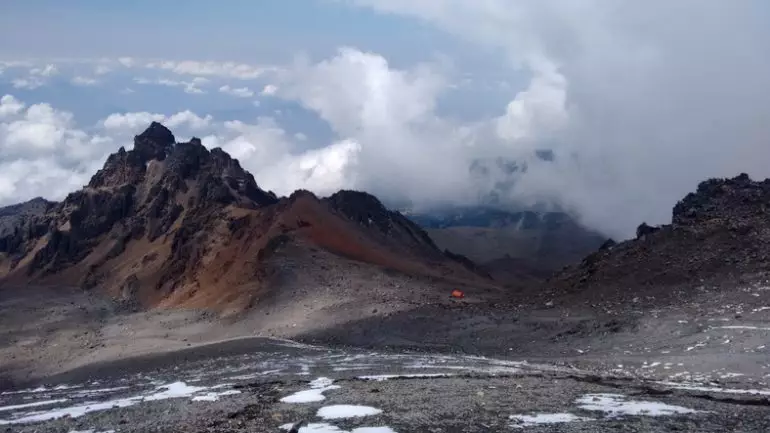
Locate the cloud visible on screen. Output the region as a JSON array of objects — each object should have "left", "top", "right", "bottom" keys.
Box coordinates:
[
  {"left": 134, "top": 77, "right": 206, "bottom": 94},
  {"left": 219, "top": 85, "right": 255, "bottom": 98},
  {"left": 29, "top": 64, "right": 59, "bottom": 77},
  {"left": 11, "top": 77, "right": 46, "bottom": 89},
  {"left": 343, "top": 0, "right": 770, "bottom": 237},
  {"left": 145, "top": 60, "right": 275, "bottom": 80},
  {"left": 102, "top": 110, "right": 213, "bottom": 131},
  {"left": 94, "top": 65, "right": 112, "bottom": 75},
  {"left": 201, "top": 117, "right": 361, "bottom": 196},
  {"left": 0, "top": 95, "right": 114, "bottom": 204},
  {"left": 117, "top": 57, "right": 135, "bottom": 68},
  {"left": 261, "top": 84, "right": 278, "bottom": 95},
  {"left": 0, "top": 95, "right": 25, "bottom": 118},
  {"left": 1, "top": 0, "right": 769, "bottom": 242},
  {"left": 72, "top": 76, "right": 99, "bottom": 86},
  {"left": 274, "top": 48, "right": 478, "bottom": 206}
]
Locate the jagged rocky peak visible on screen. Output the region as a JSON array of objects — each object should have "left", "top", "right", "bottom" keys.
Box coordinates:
[
  {"left": 88, "top": 122, "right": 175, "bottom": 189},
  {"left": 86, "top": 123, "right": 278, "bottom": 206},
  {"left": 672, "top": 173, "right": 770, "bottom": 226},
  {"left": 134, "top": 121, "right": 175, "bottom": 162},
  {"left": 326, "top": 190, "right": 391, "bottom": 229},
  {"left": 325, "top": 190, "right": 439, "bottom": 251}
]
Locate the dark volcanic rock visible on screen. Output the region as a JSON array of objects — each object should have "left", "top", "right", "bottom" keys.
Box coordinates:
[
  {"left": 555, "top": 173, "right": 770, "bottom": 295},
  {"left": 134, "top": 121, "right": 175, "bottom": 161},
  {"left": 326, "top": 190, "right": 440, "bottom": 254},
  {"left": 1, "top": 122, "right": 279, "bottom": 286},
  {"left": 635, "top": 222, "right": 660, "bottom": 239},
  {"left": 0, "top": 197, "right": 56, "bottom": 237}
]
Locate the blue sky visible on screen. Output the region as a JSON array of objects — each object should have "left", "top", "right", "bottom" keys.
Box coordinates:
[
  {"left": 0, "top": 0, "right": 468, "bottom": 64},
  {"left": 1, "top": 0, "right": 770, "bottom": 238}
]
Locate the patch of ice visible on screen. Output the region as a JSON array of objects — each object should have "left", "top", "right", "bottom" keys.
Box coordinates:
[
  {"left": 657, "top": 382, "right": 770, "bottom": 396},
  {"left": 310, "top": 377, "right": 335, "bottom": 388},
  {"left": 509, "top": 413, "right": 593, "bottom": 428},
  {"left": 281, "top": 377, "right": 341, "bottom": 403},
  {"left": 717, "top": 326, "right": 770, "bottom": 331},
  {"left": 0, "top": 397, "right": 140, "bottom": 424},
  {"left": 191, "top": 390, "right": 242, "bottom": 402},
  {"left": 229, "top": 369, "right": 283, "bottom": 381},
  {"left": 279, "top": 423, "right": 396, "bottom": 433},
  {"left": 68, "top": 430, "right": 115, "bottom": 433},
  {"left": 358, "top": 374, "right": 454, "bottom": 381},
  {"left": 575, "top": 393, "right": 700, "bottom": 417},
  {"left": 0, "top": 399, "right": 69, "bottom": 412},
  {"left": 271, "top": 338, "right": 323, "bottom": 350},
  {"left": 317, "top": 405, "right": 383, "bottom": 420},
  {"left": 71, "top": 386, "right": 130, "bottom": 396},
  {"left": 143, "top": 382, "right": 207, "bottom": 401},
  {"left": 686, "top": 342, "right": 707, "bottom": 351},
  {"left": 0, "top": 381, "right": 231, "bottom": 425},
  {"left": 0, "top": 384, "right": 78, "bottom": 395},
  {"left": 351, "top": 428, "right": 397, "bottom": 433}
]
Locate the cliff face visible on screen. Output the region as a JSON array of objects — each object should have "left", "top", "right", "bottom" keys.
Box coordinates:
[{"left": 0, "top": 123, "right": 485, "bottom": 311}]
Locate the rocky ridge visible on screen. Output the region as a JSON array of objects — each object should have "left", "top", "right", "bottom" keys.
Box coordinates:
[
  {"left": 554, "top": 173, "right": 770, "bottom": 296},
  {"left": 0, "top": 123, "right": 484, "bottom": 311}
]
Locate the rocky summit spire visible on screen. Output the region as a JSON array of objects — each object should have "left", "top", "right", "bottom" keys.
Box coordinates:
[{"left": 133, "top": 121, "right": 175, "bottom": 162}]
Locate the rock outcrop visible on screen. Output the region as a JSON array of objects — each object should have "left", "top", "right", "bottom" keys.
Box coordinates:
[
  {"left": 554, "top": 173, "right": 770, "bottom": 294},
  {"left": 0, "top": 123, "right": 484, "bottom": 311}
]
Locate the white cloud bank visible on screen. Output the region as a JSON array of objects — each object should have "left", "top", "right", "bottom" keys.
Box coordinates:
[
  {"left": 1, "top": 1, "right": 770, "bottom": 239},
  {"left": 0, "top": 95, "right": 114, "bottom": 203},
  {"left": 219, "top": 85, "right": 255, "bottom": 98},
  {"left": 342, "top": 0, "right": 770, "bottom": 237}
]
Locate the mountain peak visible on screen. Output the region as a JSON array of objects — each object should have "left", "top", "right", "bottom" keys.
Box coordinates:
[
  {"left": 555, "top": 173, "right": 770, "bottom": 294},
  {"left": 134, "top": 121, "right": 175, "bottom": 163}
]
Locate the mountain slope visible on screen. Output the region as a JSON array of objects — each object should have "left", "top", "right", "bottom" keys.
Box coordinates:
[
  {"left": 0, "top": 123, "right": 488, "bottom": 312},
  {"left": 552, "top": 173, "right": 770, "bottom": 299},
  {"left": 407, "top": 207, "right": 606, "bottom": 281}
]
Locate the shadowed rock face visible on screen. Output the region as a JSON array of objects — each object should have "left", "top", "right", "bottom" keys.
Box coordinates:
[
  {"left": 406, "top": 207, "right": 606, "bottom": 283},
  {"left": 554, "top": 173, "right": 770, "bottom": 294},
  {"left": 0, "top": 123, "right": 485, "bottom": 310},
  {"left": 325, "top": 190, "right": 440, "bottom": 254}
]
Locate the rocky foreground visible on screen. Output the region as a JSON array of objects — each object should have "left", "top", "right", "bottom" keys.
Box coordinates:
[{"left": 2, "top": 336, "right": 770, "bottom": 433}]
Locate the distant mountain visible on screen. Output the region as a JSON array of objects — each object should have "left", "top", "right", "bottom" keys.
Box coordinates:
[
  {"left": 0, "top": 197, "right": 57, "bottom": 238},
  {"left": 406, "top": 206, "right": 607, "bottom": 282},
  {"left": 0, "top": 123, "right": 487, "bottom": 311}
]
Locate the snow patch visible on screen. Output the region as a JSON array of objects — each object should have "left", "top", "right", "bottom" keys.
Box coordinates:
[
  {"left": 358, "top": 374, "right": 454, "bottom": 381},
  {"left": 280, "top": 423, "right": 396, "bottom": 433},
  {"left": 657, "top": 382, "right": 770, "bottom": 396},
  {"left": 509, "top": 413, "right": 593, "bottom": 428},
  {"left": 68, "top": 430, "right": 115, "bottom": 433},
  {"left": 317, "top": 405, "right": 383, "bottom": 419},
  {"left": 575, "top": 393, "right": 700, "bottom": 417},
  {"left": 143, "top": 382, "right": 207, "bottom": 401},
  {"left": 717, "top": 326, "right": 770, "bottom": 331},
  {"left": 191, "top": 390, "right": 241, "bottom": 402},
  {"left": 0, "top": 397, "right": 140, "bottom": 424},
  {"left": 281, "top": 377, "right": 341, "bottom": 403},
  {"left": 0, "top": 381, "right": 232, "bottom": 425},
  {"left": 0, "top": 399, "right": 69, "bottom": 412}
]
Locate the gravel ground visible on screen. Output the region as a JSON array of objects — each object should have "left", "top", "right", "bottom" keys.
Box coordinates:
[
  {"left": 2, "top": 278, "right": 770, "bottom": 432},
  {"left": 2, "top": 339, "right": 770, "bottom": 433}
]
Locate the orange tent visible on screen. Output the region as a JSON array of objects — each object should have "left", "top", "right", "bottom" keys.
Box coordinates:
[{"left": 451, "top": 289, "right": 465, "bottom": 299}]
